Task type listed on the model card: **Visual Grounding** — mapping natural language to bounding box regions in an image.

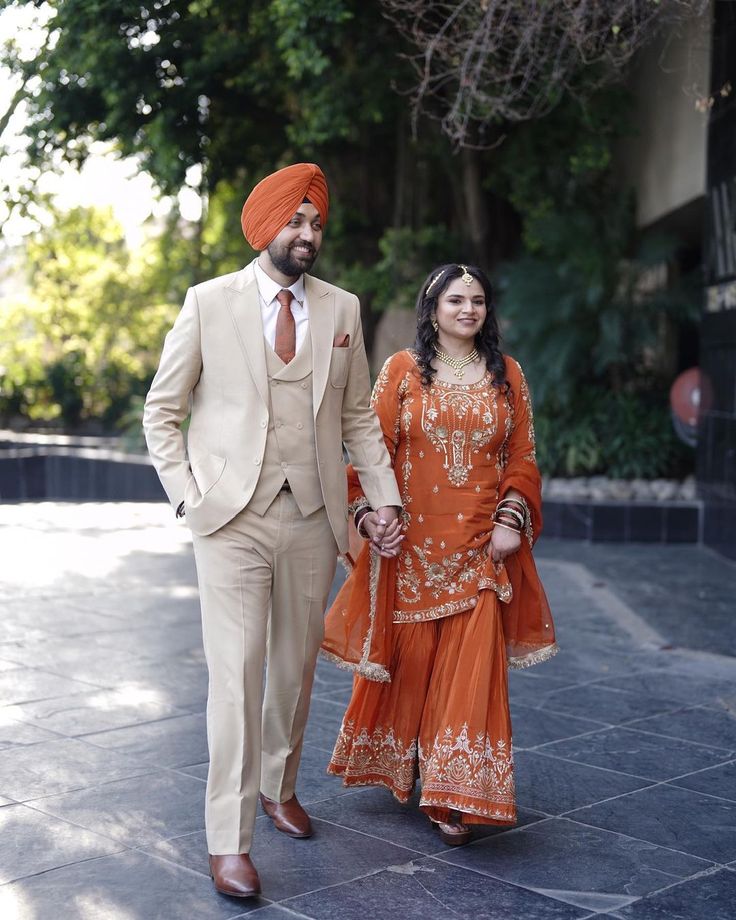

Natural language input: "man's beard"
[267,241,318,277]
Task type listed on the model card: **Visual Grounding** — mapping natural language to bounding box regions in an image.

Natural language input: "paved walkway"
[0,503,734,920]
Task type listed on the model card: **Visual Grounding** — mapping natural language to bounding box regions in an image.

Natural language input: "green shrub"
[535,387,692,479]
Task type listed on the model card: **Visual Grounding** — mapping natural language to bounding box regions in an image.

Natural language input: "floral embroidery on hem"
[419,725,514,811]
[419,796,516,822]
[330,721,515,820]
[330,720,418,794]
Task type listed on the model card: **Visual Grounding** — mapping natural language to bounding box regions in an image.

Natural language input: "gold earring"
[431,318,439,332]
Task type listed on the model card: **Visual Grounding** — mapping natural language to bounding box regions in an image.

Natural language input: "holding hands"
[359,506,404,558]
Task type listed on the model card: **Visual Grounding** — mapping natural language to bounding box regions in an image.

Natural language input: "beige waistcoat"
[247,335,323,516]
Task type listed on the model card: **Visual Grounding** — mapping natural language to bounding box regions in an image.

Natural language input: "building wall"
[699,0,736,559]
[618,12,711,229]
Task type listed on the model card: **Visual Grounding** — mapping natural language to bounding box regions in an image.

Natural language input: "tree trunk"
[461,148,490,266]
[393,111,409,229]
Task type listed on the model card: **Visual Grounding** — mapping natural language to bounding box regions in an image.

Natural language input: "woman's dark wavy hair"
[413,263,508,390]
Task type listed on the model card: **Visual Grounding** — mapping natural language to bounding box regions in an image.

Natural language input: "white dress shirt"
[254,259,309,354]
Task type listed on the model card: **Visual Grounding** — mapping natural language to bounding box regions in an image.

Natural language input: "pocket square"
[333,333,350,348]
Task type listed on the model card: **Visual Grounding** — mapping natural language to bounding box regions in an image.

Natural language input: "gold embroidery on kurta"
[420,379,498,487]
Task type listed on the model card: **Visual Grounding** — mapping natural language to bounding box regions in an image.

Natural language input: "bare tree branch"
[380,0,710,147]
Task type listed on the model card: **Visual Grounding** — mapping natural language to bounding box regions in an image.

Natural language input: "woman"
[321,263,557,845]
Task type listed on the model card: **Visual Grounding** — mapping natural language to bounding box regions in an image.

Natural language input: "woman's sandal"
[431,818,472,847]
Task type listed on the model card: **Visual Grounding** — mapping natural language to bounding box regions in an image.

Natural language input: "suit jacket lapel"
[225,263,269,408]
[306,274,334,414]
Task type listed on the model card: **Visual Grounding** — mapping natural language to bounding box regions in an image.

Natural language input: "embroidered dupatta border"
[507,642,559,670]
[319,550,392,683]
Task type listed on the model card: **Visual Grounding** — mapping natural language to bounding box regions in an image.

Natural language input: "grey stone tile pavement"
[0,503,735,919]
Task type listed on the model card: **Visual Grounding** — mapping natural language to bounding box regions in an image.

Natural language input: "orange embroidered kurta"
[372,350,528,623]
[324,349,556,678]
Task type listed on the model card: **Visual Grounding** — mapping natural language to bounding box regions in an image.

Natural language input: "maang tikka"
[458,264,473,285]
[427,264,474,296]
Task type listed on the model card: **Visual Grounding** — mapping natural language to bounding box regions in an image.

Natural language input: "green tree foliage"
[0,1,701,479]
[1,0,499,282]
[2,1,405,221]
[0,205,177,424]
[492,91,700,478]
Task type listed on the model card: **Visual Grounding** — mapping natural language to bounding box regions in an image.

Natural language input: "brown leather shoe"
[431,819,473,847]
[260,793,313,838]
[209,854,261,898]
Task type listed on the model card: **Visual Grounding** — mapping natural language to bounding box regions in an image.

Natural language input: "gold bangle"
[497,498,526,517]
[498,497,525,509]
[355,510,373,539]
[493,521,521,534]
[493,517,524,533]
[502,496,530,519]
[494,508,524,527]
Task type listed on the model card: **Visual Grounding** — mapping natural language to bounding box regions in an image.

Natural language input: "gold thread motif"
[320,547,389,682]
[347,351,541,635]
[330,721,418,795]
[319,648,391,682]
[393,595,476,623]
[330,720,515,819]
[477,576,513,604]
[419,725,514,811]
[507,642,559,670]
[516,363,537,465]
[421,376,497,487]
[420,795,515,822]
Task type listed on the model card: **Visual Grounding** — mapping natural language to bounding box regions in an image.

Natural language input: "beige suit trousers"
[191,491,337,854]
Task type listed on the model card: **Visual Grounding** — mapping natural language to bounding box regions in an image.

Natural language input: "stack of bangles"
[354,506,372,538]
[492,497,528,535]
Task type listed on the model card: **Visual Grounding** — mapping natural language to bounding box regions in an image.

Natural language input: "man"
[143,163,401,898]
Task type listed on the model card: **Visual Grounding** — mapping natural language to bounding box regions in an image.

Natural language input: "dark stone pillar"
[699,1,736,558]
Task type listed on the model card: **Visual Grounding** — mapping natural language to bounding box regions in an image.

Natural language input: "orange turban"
[241,163,329,251]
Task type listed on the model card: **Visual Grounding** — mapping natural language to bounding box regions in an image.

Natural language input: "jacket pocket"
[191,452,226,495]
[329,348,350,388]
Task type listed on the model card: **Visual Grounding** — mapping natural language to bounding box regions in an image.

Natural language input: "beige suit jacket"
[143,261,401,551]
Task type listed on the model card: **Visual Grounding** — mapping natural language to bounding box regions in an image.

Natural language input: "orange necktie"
[274,289,296,364]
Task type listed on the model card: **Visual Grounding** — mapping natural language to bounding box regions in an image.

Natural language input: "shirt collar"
[254,259,305,308]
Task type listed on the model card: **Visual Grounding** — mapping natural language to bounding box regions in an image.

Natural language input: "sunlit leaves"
[0,205,178,423]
